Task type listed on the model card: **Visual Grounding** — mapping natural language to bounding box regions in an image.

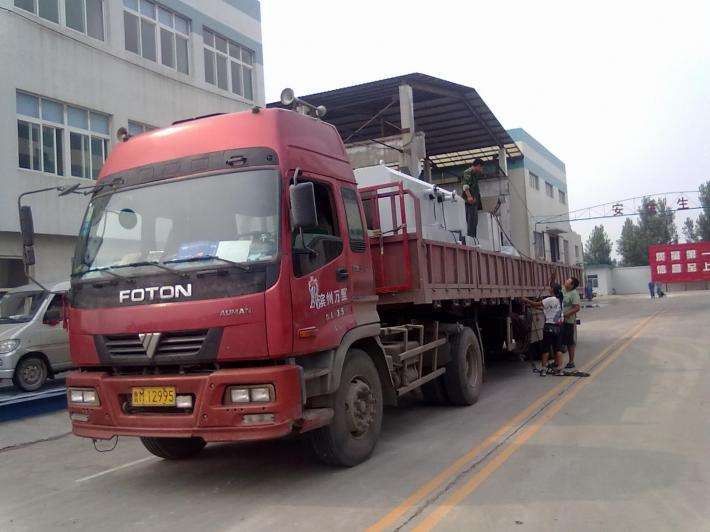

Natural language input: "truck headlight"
[0,339,20,354]
[225,385,274,404]
[68,387,100,406]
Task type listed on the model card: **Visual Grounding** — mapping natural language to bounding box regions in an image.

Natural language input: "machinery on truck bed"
[18,105,580,466]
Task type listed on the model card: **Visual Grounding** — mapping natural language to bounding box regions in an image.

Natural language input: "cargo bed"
[360,182,582,307]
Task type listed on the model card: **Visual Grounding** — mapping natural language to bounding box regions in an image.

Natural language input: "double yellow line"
[368,311,661,532]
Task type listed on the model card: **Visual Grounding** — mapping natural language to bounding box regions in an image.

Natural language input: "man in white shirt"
[522,285,564,376]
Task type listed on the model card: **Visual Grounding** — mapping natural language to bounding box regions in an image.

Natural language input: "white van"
[0,281,71,391]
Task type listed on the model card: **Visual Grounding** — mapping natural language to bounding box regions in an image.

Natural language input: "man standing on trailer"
[561,277,581,369]
[462,158,484,238]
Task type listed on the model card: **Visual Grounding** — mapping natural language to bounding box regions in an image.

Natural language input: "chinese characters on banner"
[649,242,710,283]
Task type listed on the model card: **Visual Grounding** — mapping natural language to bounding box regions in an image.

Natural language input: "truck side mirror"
[19,205,36,267]
[290,182,318,230]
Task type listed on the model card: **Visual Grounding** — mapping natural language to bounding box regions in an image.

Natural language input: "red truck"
[25,108,579,466]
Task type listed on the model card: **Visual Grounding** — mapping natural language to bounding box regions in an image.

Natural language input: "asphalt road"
[0,292,708,531]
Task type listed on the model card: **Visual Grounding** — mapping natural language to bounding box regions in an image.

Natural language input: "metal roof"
[268,73,521,167]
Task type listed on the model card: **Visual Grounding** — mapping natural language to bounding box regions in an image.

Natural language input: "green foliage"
[682,217,698,243]
[584,225,612,265]
[696,180,710,241]
[616,197,678,266]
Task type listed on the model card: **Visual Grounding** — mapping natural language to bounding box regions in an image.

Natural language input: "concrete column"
[398,84,421,178]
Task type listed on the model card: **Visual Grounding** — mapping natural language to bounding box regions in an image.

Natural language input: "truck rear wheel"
[309,349,383,467]
[140,437,206,460]
[443,327,483,406]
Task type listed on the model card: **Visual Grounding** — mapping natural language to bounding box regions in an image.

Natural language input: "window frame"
[341,187,366,253]
[123,0,190,74]
[16,91,110,181]
[558,189,567,204]
[528,171,539,190]
[291,178,344,277]
[127,120,158,136]
[545,181,554,198]
[15,0,106,41]
[203,27,255,101]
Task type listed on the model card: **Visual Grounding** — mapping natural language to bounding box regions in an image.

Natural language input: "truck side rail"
[359,182,582,304]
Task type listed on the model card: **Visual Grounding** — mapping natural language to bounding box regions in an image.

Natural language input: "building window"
[575,244,580,260]
[14,0,104,40]
[559,189,566,204]
[0,258,28,288]
[563,239,570,264]
[203,28,255,101]
[127,120,157,136]
[545,181,554,198]
[528,171,539,190]
[17,91,110,180]
[123,0,190,74]
[533,231,545,259]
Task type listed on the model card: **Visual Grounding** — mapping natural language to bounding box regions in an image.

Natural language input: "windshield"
[0,291,46,323]
[73,169,280,278]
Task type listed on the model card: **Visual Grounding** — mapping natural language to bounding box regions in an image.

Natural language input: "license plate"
[131,387,176,407]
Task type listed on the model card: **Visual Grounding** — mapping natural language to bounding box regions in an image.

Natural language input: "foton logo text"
[119,284,192,303]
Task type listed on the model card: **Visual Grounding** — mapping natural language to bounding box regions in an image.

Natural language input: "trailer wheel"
[443,327,483,406]
[309,349,383,467]
[140,437,206,460]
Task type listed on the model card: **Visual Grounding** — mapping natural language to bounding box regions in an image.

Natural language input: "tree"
[682,217,698,243]
[584,225,612,264]
[617,218,645,266]
[616,197,678,266]
[696,180,710,241]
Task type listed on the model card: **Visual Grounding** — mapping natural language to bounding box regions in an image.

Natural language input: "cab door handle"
[336,268,349,281]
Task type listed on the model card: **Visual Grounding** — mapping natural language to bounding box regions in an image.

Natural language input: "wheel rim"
[22,361,43,386]
[464,345,480,388]
[344,377,376,438]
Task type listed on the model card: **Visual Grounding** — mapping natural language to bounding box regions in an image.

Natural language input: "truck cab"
[66,108,384,464]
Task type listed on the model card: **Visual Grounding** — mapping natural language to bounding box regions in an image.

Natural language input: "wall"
[612,266,652,295]
[0,0,263,287]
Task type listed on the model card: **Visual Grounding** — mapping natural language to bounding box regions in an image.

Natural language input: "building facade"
[0,0,263,287]
[506,128,583,266]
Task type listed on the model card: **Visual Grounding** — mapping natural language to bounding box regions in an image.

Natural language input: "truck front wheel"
[140,437,206,460]
[309,349,383,467]
[443,327,483,406]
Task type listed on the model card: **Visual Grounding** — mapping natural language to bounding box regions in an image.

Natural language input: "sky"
[260,0,710,252]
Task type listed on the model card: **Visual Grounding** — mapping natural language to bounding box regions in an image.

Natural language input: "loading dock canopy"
[268,73,521,167]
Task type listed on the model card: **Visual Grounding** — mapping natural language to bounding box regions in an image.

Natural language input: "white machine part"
[354,164,506,253]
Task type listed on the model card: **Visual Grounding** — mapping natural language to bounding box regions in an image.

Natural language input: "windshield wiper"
[74,261,187,280]
[163,255,251,272]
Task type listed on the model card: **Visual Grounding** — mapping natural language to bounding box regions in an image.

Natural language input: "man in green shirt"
[462,158,484,238]
[561,277,581,368]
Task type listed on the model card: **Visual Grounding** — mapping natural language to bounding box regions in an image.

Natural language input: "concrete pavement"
[0,293,707,531]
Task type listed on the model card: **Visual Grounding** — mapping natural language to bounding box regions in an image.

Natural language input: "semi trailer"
[21,106,580,466]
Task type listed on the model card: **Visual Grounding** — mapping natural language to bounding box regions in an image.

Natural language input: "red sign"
[649,242,710,283]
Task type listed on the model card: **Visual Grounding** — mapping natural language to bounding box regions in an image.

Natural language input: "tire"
[140,437,206,460]
[309,349,383,467]
[443,327,483,406]
[13,355,48,392]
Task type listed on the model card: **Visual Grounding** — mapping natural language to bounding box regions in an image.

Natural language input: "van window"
[292,180,343,277]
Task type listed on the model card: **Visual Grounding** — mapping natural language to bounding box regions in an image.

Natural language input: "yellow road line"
[411,311,660,531]
[367,311,659,532]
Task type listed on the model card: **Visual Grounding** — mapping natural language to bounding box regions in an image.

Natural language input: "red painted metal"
[649,242,710,283]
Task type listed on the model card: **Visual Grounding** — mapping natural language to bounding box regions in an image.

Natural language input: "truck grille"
[104,330,208,358]
[95,328,222,366]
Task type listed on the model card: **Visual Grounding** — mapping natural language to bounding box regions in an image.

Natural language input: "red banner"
[649,242,710,283]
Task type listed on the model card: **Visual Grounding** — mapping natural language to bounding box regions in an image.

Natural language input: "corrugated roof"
[268,73,521,167]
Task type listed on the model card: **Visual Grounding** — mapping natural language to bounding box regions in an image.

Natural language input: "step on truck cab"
[32,106,581,466]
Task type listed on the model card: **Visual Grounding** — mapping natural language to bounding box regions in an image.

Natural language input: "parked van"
[0,281,71,391]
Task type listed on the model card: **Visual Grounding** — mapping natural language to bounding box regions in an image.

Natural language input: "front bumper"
[67,366,308,442]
